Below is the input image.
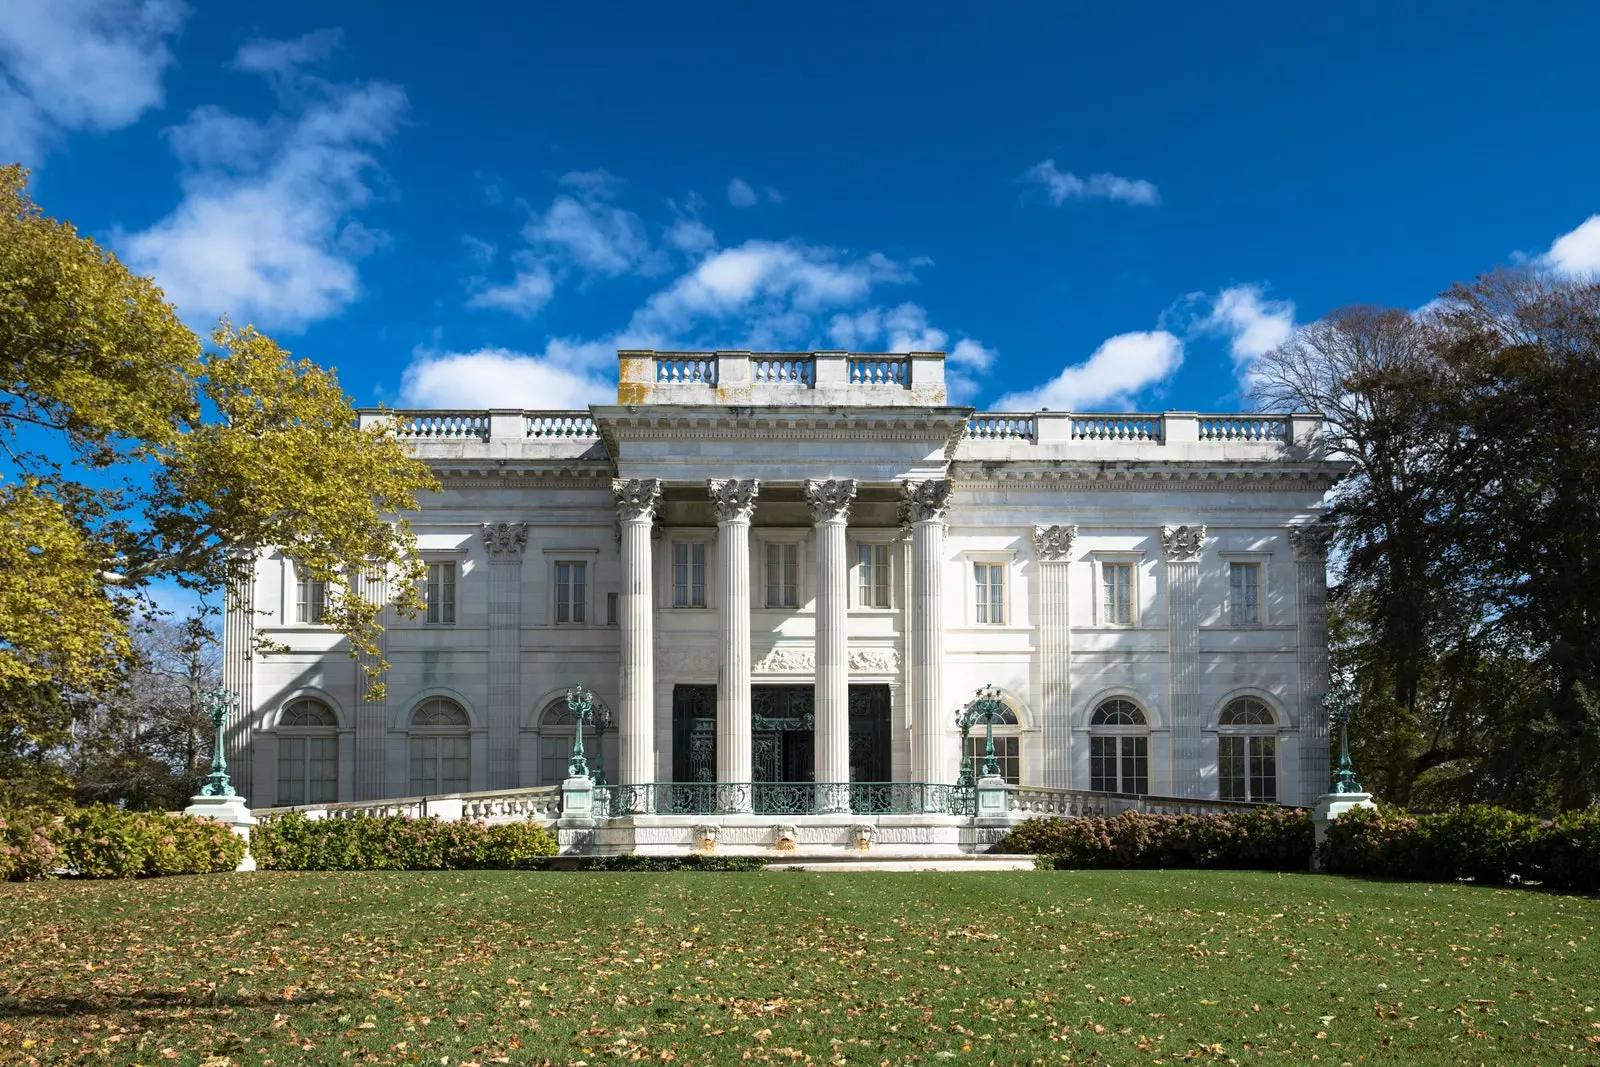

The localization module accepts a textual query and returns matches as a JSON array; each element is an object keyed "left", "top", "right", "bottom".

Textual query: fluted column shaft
[
  {"left": 222, "top": 566, "right": 255, "bottom": 799},
  {"left": 482, "top": 523, "right": 528, "bottom": 792},
  {"left": 1291, "top": 523, "right": 1335, "bottom": 804},
  {"left": 615, "top": 480, "right": 662, "bottom": 788},
  {"left": 1161, "top": 525, "right": 1206, "bottom": 798},
  {"left": 904, "top": 480, "right": 953, "bottom": 785},
  {"left": 710, "top": 479, "right": 759, "bottom": 810},
  {"left": 1033, "top": 525, "right": 1077, "bottom": 788},
  {"left": 806, "top": 479, "right": 857, "bottom": 810}
]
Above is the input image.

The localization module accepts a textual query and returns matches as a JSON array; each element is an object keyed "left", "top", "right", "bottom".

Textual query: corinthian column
[
  {"left": 1032, "top": 524, "right": 1077, "bottom": 788},
  {"left": 709, "top": 478, "right": 759, "bottom": 811},
  {"left": 1289, "top": 522, "right": 1335, "bottom": 805},
  {"left": 806, "top": 478, "right": 858, "bottom": 812},
  {"left": 1161, "top": 524, "right": 1206, "bottom": 797},
  {"left": 904, "top": 479, "right": 953, "bottom": 785},
  {"left": 614, "top": 479, "right": 662, "bottom": 794}
]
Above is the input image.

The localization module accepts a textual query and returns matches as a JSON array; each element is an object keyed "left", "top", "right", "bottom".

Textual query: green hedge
[
  {"left": 252, "top": 812, "right": 559, "bottom": 871},
  {"left": 997, "top": 808, "right": 1313, "bottom": 871},
  {"left": 1, "top": 805, "right": 246, "bottom": 880},
  {"left": 1320, "top": 805, "right": 1600, "bottom": 891}
]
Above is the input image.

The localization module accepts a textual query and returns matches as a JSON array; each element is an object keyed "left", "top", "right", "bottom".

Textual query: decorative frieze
[
  {"left": 749, "top": 647, "right": 901, "bottom": 674},
  {"left": 846, "top": 648, "right": 900, "bottom": 674},
  {"left": 1032, "top": 524, "right": 1078, "bottom": 560},
  {"left": 612, "top": 478, "right": 663, "bottom": 522},
  {"left": 1159, "top": 523, "right": 1207, "bottom": 561},
  {"left": 481, "top": 522, "right": 529, "bottom": 556},
  {"left": 804, "top": 478, "right": 858, "bottom": 523},
  {"left": 1288, "top": 521, "right": 1336, "bottom": 563},
  {"left": 756, "top": 647, "right": 816, "bottom": 673},
  {"left": 900, "top": 478, "right": 953, "bottom": 524},
  {"left": 707, "top": 478, "right": 760, "bottom": 523}
]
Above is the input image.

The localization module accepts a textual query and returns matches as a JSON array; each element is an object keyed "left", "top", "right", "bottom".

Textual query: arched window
[
  {"left": 1089, "top": 698, "right": 1149, "bottom": 794},
  {"left": 964, "top": 705, "right": 1021, "bottom": 785},
  {"left": 536, "top": 700, "right": 581, "bottom": 786},
  {"left": 408, "top": 698, "right": 470, "bottom": 795},
  {"left": 276, "top": 698, "right": 338, "bottom": 805},
  {"left": 1217, "top": 698, "right": 1278, "bottom": 803}
]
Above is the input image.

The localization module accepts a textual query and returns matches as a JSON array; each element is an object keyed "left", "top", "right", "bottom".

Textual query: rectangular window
[
  {"left": 673, "top": 543, "right": 707, "bottom": 607},
  {"left": 424, "top": 562, "right": 457, "bottom": 625},
  {"left": 295, "top": 569, "right": 326, "bottom": 624},
  {"left": 765, "top": 542, "right": 799, "bottom": 608},
  {"left": 973, "top": 562, "right": 1006, "bottom": 625},
  {"left": 1102, "top": 563, "right": 1133, "bottom": 625},
  {"left": 278, "top": 737, "right": 306, "bottom": 805},
  {"left": 1090, "top": 735, "right": 1148, "bottom": 794},
  {"left": 1219, "top": 735, "right": 1277, "bottom": 802},
  {"left": 607, "top": 591, "right": 619, "bottom": 626},
  {"left": 1229, "top": 562, "right": 1261, "bottom": 626},
  {"left": 277, "top": 736, "right": 336, "bottom": 805},
  {"left": 965, "top": 734, "right": 1020, "bottom": 785},
  {"left": 555, "top": 561, "right": 588, "bottom": 623},
  {"left": 1218, "top": 735, "right": 1246, "bottom": 800},
  {"left": 409, "top": 735, "right": 470, "bottom": 795},
  {"left": 857, "top": 543, "right": 891, "bottom": 608}
]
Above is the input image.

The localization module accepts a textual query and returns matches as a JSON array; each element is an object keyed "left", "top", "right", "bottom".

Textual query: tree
[{"left": 1, "top": 165, "right": 436, "bottom": 736}]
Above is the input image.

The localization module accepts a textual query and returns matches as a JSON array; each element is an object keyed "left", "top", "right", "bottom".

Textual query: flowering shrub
[
  {"left": 997, "top": 807, "right": 1313, "bottom": 871},
  {"left": 251, "top": 812, "right": 558, "bottom": 871},
  {"left": 1319, "top": 804, "right": 1591, "bottom": 889},
  {"left": 0, "top": 805, "right": 245, "bottom": 880}
]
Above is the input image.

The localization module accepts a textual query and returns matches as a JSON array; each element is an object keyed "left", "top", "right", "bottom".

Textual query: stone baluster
[
  {"left": 614, "top": 479, "right": 663, "bottom": 791},
  {"left": 481, "top": 522, "right": 529, "bottom": 791},
  {"left": 903, "top": 479, "right": 953, "bottom": 785},
  {"left": 1160, "top": 524, "right": 1206, "bottom": 797},
  {"left": 1289, "top": 521, "right": 1336, "bottom": 804},
  {"left": 1032, "top": 524, "right": 1077, "bottom": 788},
  {"left": 806, "top": 478, "right": 858, "bottom": 812},
  {"left": 709, "top": 478, "right": 759, "bottom": 810}
]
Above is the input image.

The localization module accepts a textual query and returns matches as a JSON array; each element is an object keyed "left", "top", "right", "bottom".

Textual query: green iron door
[
  {"left": 671, "top": 685, "right": 717, "bottom": 783},
  {"left": 848, "top": 684, "right": 891, "bottom": 782}
]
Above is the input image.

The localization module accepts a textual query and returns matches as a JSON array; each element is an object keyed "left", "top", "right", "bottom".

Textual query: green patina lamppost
[
  {"left": 200, "top": 686, "right": 239, "bottom": 797},
  {"left": 566, "top": 684, "right": 594, "bottom": 779},
  {"left": 587, "top": 700, "right": 613, "bottom": 788},
  {"left": 955, "top": 684, "right": 1008, "bottom": 788},
  {"left": 1322, "top": 678, "right": 1364, "bottom": 795}
]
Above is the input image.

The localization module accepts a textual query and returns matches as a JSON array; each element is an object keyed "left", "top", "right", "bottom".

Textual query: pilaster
[
  {"left": 222, "top": 565, "right": 255, "bottom": 799},
  {"left": 710, "top": 478, "right": 759, "bottom": 809},
  {"left": 1160, "top": 524, "right": 1206, "bottom": 797},
  {"left": 1290, "top": 522, "right": 1336, "bottom": 804},
  {"left": 614, "top": 479, "right": 663, "bottom": 790},
  {"left": 482, "top": 521, "right": 529, "bottom": 791},
  {"left": 1032, "top": 524, "right": 1076, "bottom": 788},
  {"left": 903, "top": 479, "right": 952, "bottom": 784},
  {"left": 806, "top": 478, "right": 857, "bottom": 811},
  {"left": 354, "top": 565, "right": 389, "bottom": 799}
]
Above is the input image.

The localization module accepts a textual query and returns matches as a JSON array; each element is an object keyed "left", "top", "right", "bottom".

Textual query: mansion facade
[{"left": 228, "top": 349, "right": 1345, "bottom": 814}]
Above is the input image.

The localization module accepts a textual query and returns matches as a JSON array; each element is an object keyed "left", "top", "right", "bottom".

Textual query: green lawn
[{"left": 1, "top": 870, "right": 1596, "bottom": 1066}]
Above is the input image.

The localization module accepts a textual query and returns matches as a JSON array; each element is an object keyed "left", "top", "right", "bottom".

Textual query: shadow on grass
[{"left": 0, "top": 989, "right": 342, "bottom": 1020}]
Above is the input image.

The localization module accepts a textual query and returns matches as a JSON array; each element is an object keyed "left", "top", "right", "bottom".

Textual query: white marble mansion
[{"left": 228, "top": 349, "right": 1345, "bottom": 817}]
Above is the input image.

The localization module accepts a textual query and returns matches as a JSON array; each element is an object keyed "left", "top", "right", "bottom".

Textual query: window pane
[
  {"left": 409, "top": 737, "right": 435, "bottom": 795},
  {"left": 674, "top": 543, "right": 689, "bottom": 606},
  {"left": 782, "top": 543, "right": 796, "bottom": 607},
  {"left": 425, "top": 566, "right": 440, "bottom": 624},
  {"left": 1128, "top": 736, "right": 1149, "bottom": 794},
  {"left": 691, "top": 543, "right": 706, "bottom": 607},
  {"left": 766, "top": 543, "right": 781, "bottom": 607},
  {"left": 572, "top": 562, "right": 587, "bottom": 623},
  {"left": 309, "top": 737, "right": 338, "bottom": 803},
  {"left": 1117, "top": 566, "right": 1132, "bottom": 624},
  {"left": 1250, "top": 736, "right": 1277, "bottom": 803},
  {"left": 442, "top": 736, "right": 470, "bottom": 792},
  {"left": 1090, "top": 736, "right": 1116, "bottom": 791},
  {"left": 278, "top": 737, "right": 305, "bottom": 806},
  {"left": 441, "top": 564, "right": 456, "bottom": 624},
  {"left": 974, "top": 563, "right": 989, "bottom": 624},
  {"left": 1219, "top": 736, "right": 1246, "bottom": 800},
  {"left": 556, "top": 563, "right": 571, "bottom": 623},
  {"left": 989, "top": 566, "right": 1005, "bottom": 625},
  {"left": 874, "top": 544, "right": 889, "bottom": 607}
]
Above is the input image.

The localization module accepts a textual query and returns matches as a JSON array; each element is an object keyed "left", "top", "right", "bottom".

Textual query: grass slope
[{"left": 1, "top": 869, "right": 1596, "bottom": 1066}]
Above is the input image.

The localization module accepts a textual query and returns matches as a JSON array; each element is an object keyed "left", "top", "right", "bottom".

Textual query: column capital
[
  {"left": 900, "top": 478, "right": 952, "bottom": 524},
  {"left": 481, "top": 522, "right": 529, "bottom": 557},
  {"left": 1288, "top": 521, "right": 1335, "bottom": 563},
  {"left": 1159, "top": 524, "right": 1207, "bottom": 562},
  {"left": 804, "top": 478, "right": 858, "bottom": 524},
  {"left": 1032, "top": 524, "right": 1078, "bottom": 561},
  {"left": 708, "top": 478, "right": 760, "bottom": 524},
  {"left": 612, "top": 478, "right": 663, "bottom": 523}
]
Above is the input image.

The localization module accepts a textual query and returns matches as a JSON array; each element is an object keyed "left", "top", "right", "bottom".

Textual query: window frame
[
  {"left": 961, "top": 551, "right": 1016, "bottom": 627},
  {"left": 1215, "top": 696, "right": 1280, "bottom": 803},
  {"left": 1220, "top": 553, "right": 1270, "bottom": 628},
  {"left": 292, "top": 563, "right": 328, "bottom": 625},
  {"left": 751, "top": 530, "right": 807, "bottom": 613},
  {"left": 553, "top": 559, "right": 590, "bottom": 625},
  {"left": 1087, "top": 697, "right": 1151, "bottom": 795},
  {"left": 669, "top": 538, "right": 711, "bottom": 609},
  {"left": 964, "top": 704, "right": 1021, "bottom": 785},
  {"left": 423, "top": 559, "right": 458, "bottom": 626},
  {"left": 764, "top": 540, "right": 801, "bottom": 609},
  {"left": 542, "top": 548, "right": 600, "bottom": 626},
  {"left": 853, "top": 539, "right": 894, "bottom": 610},
  {"left": 274, "top": 697, "right": 339, "bottom": 806},
  {"left": 407, "top": 698, "right": 471, "bottom": 796},
  {"left": 1091, "top": 553, "right": 1143, "bottom": 628}
]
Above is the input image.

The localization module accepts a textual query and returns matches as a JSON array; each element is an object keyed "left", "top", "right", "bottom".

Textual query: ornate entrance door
[
  {"left": 751, "top": 686, "right": 814, "bottom": 783},
  {"left": 848, "top": 684, "right": 891, "bottom": 782},
  {"left": 671, "top": 685, "right": 717, "bottom": 810}
]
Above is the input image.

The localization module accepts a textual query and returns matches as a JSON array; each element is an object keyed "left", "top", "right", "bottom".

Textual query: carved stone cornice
[
  {"left": 481, "top": 522, "right": 529, "bottom": 557},
  {"left": 708, "top": 478, "right": 761, "bottom": 524},
  {"left": 1159, "top": 524, "right": 1207, "bottom": 562},
  {"left": 901, "top": 478, "right": 953, "bottom": 524},
  {"left": 804, "top": 478, "right": 858, "bottom": 524},
  {"left": 1288, "top": 521, "right": 1336, "bottom": 563},
  {"left": 1032, "top": 524, "right": 1078, "bottom": 561},
  {"left": 612, "top": 478, "right": 663, "bottom": 523}
]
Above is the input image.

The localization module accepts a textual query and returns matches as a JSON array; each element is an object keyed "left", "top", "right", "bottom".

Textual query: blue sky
[{"left": 6, "top": 2, "right": 1599, "bottom": 415}]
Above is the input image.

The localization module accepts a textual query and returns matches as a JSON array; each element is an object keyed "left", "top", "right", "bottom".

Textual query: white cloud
[
  {"left": 664, "top": 217, "right": 716, "bottom": 254},
  {"left": 399, "top": 346, "right": 616, "bottom": 409},
  {"left": 825, "top": 302, "right": 996, "bottom": 400},
  {"left": 727, "top": 177, "right": 758, "bottom": 208},
  {"left": 1205, "top": 284, "right": 1296, "bottom": 372},
  {"left": 1023, "top": 160, "right": 1159, "bottom": 207},
  {"left": 523, "top": 171, "right": 659, "bottom": 277},
  {"left": 1541, "top": 215, "right": 1600, "bottom": 276},
  {"left": 465, "top": 255, "right": 554, "bottom": 318},
  {"left": 996, "top": 331, "right": 1183, "bottom": 411},
  {"left": 0, "top": 0, "right": 187, "bottom": 162},
  {"left": 121, "top": 33, "right": 404, "bottom": 331}
]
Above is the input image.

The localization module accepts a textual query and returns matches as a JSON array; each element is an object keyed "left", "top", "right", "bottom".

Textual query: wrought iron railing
[{"left": 604, "top": 782, "right": 975, "bottom": 816}]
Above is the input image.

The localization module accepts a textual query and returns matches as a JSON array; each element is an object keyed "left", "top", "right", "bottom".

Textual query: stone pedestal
[
  {"left": 185, "top": 795, "right": 258, "bottom": 872},
  {"left": 1310, "top": 791, "right": 1375, "bottom": 870}
]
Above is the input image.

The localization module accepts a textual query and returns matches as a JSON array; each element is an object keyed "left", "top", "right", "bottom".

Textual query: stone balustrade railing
[
  {"left": 254, "top": 785, "right": 561, "bottom": 824},
  {"left": 1008, "top": 786, "right": 1273, "bottom": 818}
]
